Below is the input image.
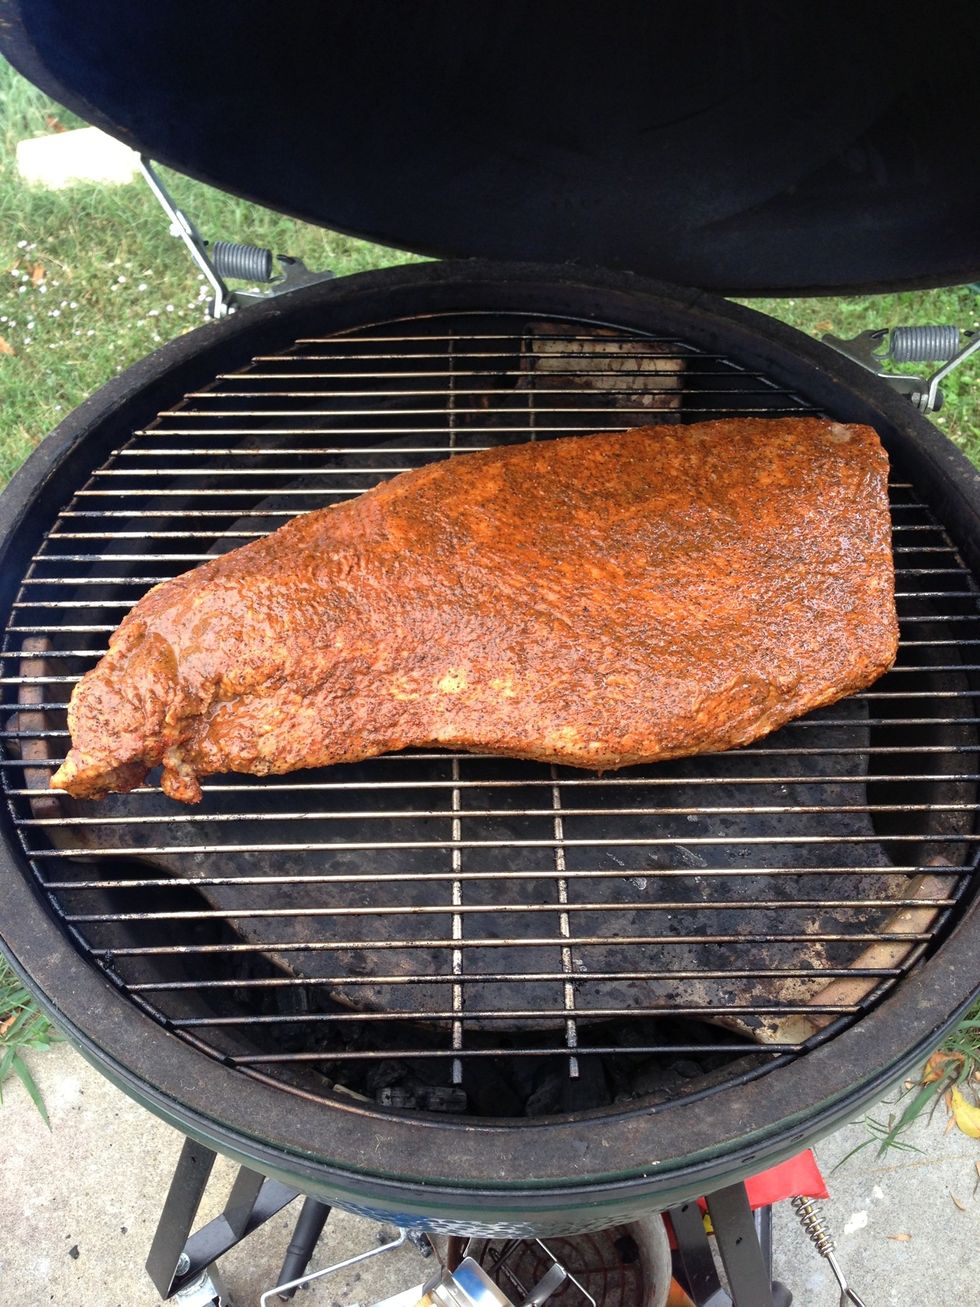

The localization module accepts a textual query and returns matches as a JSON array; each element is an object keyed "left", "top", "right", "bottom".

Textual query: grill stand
[
  {"left": 144, "top": 1136, "right": 794, "bottom": 1305},
  {"left": 275, "top": 1196, "right": 333, "bottom": 1301},
  {"left": 670, "top": 1195, "right": 792, "bottom": 1307},
  {"left": 145, "top": 1137, "right": 300, "bottom": 1300}
]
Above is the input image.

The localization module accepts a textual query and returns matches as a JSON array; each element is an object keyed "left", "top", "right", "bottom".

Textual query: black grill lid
[{"left": 2, "top": 1, "right": 980, "bottom": 296}]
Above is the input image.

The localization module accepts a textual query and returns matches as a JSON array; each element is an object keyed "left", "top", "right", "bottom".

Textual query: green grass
[
  {"left": 841, "top": 999, "right": 980, "bottom": 1160},
  {"left": 0, "top": 56, "right": 978, "bottom": 1135},
  {"left": 0, "top": 955, "right": 59, "bottom": 1126}
]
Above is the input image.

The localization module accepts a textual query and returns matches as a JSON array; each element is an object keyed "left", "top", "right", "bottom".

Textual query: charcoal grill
[
  {"left": 0, "top": 0, "right": 979, "bottom": 1268},
  {"left": 1, "top": 263, "right": 978, "bottom": 1238}
]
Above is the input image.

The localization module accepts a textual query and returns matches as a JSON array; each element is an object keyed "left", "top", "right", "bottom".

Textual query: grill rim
[
  {"left": 0, "top": 261, "right": 978, "bottom": 1227},
  {"left": 3, "top": 909, "right": 977, "bottom": 1225}
]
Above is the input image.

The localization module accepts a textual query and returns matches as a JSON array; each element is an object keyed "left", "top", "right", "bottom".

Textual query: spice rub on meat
[{"left": 50, "top": 418, "right": 898, "bottom": 804}]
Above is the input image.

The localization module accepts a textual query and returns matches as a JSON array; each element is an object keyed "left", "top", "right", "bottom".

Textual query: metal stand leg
[
  {"left": 274, "top": 1197, "right": 332, "bottom": 1301},
  {"left": 669, "top": 1187, "right": 793, "bottom": 1307},
  {"left": 705, "top": 1185, "right": 774, "bottom": 1307},
  {"left": 669, "top": 1198, "right": 729, "bottom": 1305},
  {"left": 755, "top": 1207, "right": 792, "bottom": 1307},
  {"left": 146, "top": 1139, "right": 218, "bottom": 1298},
  {"left": 145, "top": 1136, "right": 302, "bottom": 1300}
]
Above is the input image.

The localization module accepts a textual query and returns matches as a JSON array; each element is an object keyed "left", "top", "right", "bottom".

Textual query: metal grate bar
[
  {"left": 88, "top": 929, "right": 931, "bottom": 955},
  {"left": 15, "top": 801, "right": 980, "bottom": 826},
  {"left": 175, "top": 391, "right": 817, "bottom": 404},
  {"left": 128, "top": 967, "right": 902, "bottom": 992},
  {"left": 168, "top": 1004, "right": 861, "bottom": 1025},
  {"left": 136, "top": 422, "right": 814, "bottom": 436},
  {"left": 156, "top": 408, "right": 822, "bottom": 420},
  {"left": 72, "top": 489, "right": 378, "bottom": 498},
  {"left": 66, "top": 483, "right": 951, "bottom": 499},
  {"left": 188, "top": 380, "right": 809, "bottom": 391},
  {"left": 37, "top": 867, "right": 969, "bottom": 890},
  {"left": 161, "top": 372, "right": 801, "bottom": 387},
  {"left": 27, "top": 560, "right": 965, "bottom": 580},
  {"left": 5, "top": 625, "right": 116, "bottom": 633},
  {"left": 32, "top": 525, "right": 946, "bottom": 541},
  {"left": 112, "top": 442, "right": 819, "bottom": 456},
  {"left": 61, "top": 898, "right": 954, "bottom": 924},
  {"left": 24, "top": 834, "right": 980, "bottom": 858},
  {"left": 34, "top": 867, "right": 972, "bottom": 888},
  {"left": 291, "top": 332, "right": 718, "bottom": 342},
  {"left": 10, "top": 772, "right": 980, "bottom": 794},
  {"left": 113, "top": 446, "right": 516, "bottom": 456},
  {"left": 228, "top": 1045, "right": 799, "bottom": 1064},
  {"left": 30, "top": 513, "right": 958, "bottom": 529},
  {"left": 240, "top": 358, "right": 785, "bottom": 368},
  {"left": 167, "top": 1003, "right": 857, "bottom": 1024},
  {"left": 243, "top": 352, "right": 702, "bottom": 362}
]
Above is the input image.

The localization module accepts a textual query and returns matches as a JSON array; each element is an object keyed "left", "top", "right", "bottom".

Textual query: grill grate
[{"left": 2, "top": 313, "right": 978, "bottom": 1118}]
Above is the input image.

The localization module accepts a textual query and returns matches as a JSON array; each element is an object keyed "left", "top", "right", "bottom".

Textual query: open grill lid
[{"left": 2, "top": 1, "right": 980, "bottom": 295}]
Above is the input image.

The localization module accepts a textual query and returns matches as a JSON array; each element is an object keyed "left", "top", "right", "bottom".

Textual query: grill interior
[{"left": 3, "top": 312, "right": 978, "bottom": 1120}]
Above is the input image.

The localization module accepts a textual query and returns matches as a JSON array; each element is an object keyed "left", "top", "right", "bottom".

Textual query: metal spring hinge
[
  {"left": 823, "top": 324, "right": 980, "bottom": 413},
  {"left": 140, "top": 157, "right": 333, "bottom": 319},
  {"left": 791, "top": 1196, "right": 868, "bottom": 1307}
]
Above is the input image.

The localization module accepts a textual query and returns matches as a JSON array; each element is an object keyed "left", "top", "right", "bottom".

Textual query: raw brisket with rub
[{"left": 51, "top": 418, "right": 898, "bottom": 803}]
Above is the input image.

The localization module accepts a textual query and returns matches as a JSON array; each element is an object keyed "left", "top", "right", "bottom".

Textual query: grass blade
[
  {"left": 9, "top": 1049, "right": 51, "bottom": 1129},
  {"left": 1, "top": 955, "right": 58, "bottom": 1125}
]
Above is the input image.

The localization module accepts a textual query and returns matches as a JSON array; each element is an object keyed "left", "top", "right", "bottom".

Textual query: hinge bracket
[
  {"left": 139, "top": 157, "right": 333, "bottom": 319},
  {"left": 822, "top": 325, "right": 980, "bottom": 413}
]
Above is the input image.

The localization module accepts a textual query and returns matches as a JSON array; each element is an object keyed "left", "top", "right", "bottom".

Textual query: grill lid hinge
[
  {"left": 139, "top": 157, "right": 333, "bottom": 319},
  {"left": 822, "top": 325, "right": 980, "bottom": 413}
]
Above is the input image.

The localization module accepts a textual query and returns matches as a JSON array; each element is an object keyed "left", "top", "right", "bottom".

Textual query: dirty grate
[{"left": 2, "top": 312, "right": 977, "bottom": 1118}]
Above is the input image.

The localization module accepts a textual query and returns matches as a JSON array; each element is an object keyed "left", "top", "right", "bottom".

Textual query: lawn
[{"left": 0, "top": 56, "right": 978, "bottom": 1134}]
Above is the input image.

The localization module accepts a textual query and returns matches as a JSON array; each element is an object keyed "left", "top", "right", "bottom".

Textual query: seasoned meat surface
[{"left": 51, "top": 419, "right": 898, "bottom": 803}]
